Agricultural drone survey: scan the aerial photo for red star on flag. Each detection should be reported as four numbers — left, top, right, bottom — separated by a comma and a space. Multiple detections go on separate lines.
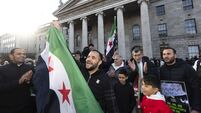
108, 40, 113, 48
58, 82, 71, 104
48, 56, 54, 72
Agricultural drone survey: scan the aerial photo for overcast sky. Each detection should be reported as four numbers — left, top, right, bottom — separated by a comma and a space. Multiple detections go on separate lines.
0, 0, 68, 35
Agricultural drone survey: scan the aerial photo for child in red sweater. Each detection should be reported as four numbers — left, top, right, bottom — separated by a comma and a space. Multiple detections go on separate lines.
141, 75, 173, 113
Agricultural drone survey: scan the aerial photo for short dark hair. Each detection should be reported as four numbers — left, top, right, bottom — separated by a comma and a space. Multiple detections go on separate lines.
162, 47, 176, 54
118, 68, 128, 77
10, 48, 21, 55
131, 46, 142, 53
88, 43, 94, 47
90, 50, 103, 61
143, 75, 161, 89
82, 46, 90, 57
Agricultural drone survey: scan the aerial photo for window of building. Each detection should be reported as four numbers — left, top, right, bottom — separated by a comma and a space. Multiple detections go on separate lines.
185, 19, 196, 34
75, 35, 80, 47
156, 5, 165, 16
132, 25, 141, 40
182, 0, 193, 10
158, 23, 167, 37
188, 45, 199, 58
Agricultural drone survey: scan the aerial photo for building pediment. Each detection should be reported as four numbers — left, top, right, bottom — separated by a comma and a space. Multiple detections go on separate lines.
54, 0, 137, 23
53, 0, 96, 16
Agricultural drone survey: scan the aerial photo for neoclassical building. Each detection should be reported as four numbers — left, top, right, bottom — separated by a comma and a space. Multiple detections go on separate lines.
53, 0, 201, 59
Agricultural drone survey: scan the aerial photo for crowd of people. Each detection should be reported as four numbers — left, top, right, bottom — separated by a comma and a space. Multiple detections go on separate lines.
67, 45, 201, 113
0, 43, 201, 113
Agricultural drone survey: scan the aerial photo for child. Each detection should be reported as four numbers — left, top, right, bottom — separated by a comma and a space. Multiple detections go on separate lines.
114, 68, 135, 113
141, 75, 173, 113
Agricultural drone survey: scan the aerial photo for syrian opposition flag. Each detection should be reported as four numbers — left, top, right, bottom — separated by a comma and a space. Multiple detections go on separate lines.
33, 26, 103, 113
105, 17, 117, 62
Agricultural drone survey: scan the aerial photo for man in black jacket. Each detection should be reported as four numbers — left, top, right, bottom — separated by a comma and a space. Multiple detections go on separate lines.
127, 46, 157, 111
82, 50, 119, 113
0, 48, 35, 113
160, 47, 201, 113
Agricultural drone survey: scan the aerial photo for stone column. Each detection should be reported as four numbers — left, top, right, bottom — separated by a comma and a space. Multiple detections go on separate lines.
80, 17, 88, 49
96, 12, 105, 54
138, 0, 153, 58
68, 20, 74, 52
115, 6, 126, 59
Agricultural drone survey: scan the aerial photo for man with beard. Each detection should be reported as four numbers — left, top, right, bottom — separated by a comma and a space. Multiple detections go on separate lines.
0, 48, 35, 113
83, 50, 119, 113
160, 47, 201, 113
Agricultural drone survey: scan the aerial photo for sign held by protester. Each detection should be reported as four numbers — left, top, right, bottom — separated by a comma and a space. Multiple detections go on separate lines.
161, 80, 191, 113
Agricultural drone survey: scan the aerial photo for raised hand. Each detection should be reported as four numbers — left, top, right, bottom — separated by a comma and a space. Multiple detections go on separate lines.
143, 62, 148, 74
128, 60, 136, 71
19, 70, 33, 84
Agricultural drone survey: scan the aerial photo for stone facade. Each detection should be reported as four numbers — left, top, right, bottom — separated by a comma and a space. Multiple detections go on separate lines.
54, 0, 201, 59
150, 0, 201, 59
